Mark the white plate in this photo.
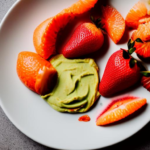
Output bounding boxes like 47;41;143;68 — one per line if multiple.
0;0;150;149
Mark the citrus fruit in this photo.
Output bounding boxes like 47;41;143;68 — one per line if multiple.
96;96;147;126
125;1;150;29
131;22;150;58
101;5;125;43
33;0;98;59
17;51;57;95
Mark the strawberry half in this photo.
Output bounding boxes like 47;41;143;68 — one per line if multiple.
99;44;142;97
61;18;104;58
141;71;150;92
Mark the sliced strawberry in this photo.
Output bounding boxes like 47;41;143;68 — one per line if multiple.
141;71;150;91
96;96;147;126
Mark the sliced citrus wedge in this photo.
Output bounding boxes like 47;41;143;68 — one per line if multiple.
101;5;125;43
131;22;150;58
33;0;98;59
125;1;149;29
17;51;57;95
96;96;147;126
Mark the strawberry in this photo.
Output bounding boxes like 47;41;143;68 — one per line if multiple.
99;43;142;97
61;18;104;58
33;0;98;59
141;71;150;92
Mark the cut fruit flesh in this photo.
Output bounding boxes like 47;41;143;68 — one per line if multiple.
35;66;58;95
17;51;57;95
125;1;148;29
131;22;150;42
141;71;150;92
101;5;125;43
96;96;147;126
131;22;150;58
33;0;98;59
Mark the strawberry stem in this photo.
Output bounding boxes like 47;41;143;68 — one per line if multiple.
141;71;150;77
90;16;105;32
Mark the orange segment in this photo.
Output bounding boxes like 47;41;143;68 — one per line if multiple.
17;51;57;95
134;41;150;58
131;22;150;58
33;0;98;59
125;1;148;29
101;5;125;44
96;96;147;126
131;22;150;42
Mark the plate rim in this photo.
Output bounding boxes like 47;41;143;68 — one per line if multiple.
0;0;150;149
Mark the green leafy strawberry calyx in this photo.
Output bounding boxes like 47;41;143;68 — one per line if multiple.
135;38;143;43
141;71;150;77
122;48;145;70
128;39;136;55
127;38;143;55
90;16;105;32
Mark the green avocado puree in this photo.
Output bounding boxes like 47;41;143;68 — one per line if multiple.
41;55;100;113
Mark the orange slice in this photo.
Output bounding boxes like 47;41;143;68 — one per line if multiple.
101;5;125;44
131;22;150;58
125;1;150;29
33;0;98;59
17;51;57;95
96;96;147;126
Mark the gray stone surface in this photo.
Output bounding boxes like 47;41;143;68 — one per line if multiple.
0;0;150;150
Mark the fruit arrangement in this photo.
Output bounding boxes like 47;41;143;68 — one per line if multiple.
16;0;149;126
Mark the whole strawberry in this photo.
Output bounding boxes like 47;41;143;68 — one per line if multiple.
61;18;104;58
99;48;141;97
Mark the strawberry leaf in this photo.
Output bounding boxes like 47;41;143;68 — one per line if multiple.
141;71;150;77
123;50;130;59
129;58;135;68
136;38;143;43
128;47;136;55
90;16;95;24
127;39;131;49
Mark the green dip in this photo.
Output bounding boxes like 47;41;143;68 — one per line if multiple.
41;55;100;113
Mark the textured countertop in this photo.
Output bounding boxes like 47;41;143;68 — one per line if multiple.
0;0;150;150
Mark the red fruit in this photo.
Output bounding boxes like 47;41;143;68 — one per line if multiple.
101;5;125;43
17;51;57;95
33;0;98;59
99;49;141;97
61;22;104;58
141;71;150;91
96;96;147;126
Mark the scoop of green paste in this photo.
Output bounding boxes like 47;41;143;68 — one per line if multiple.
41;54;100;113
